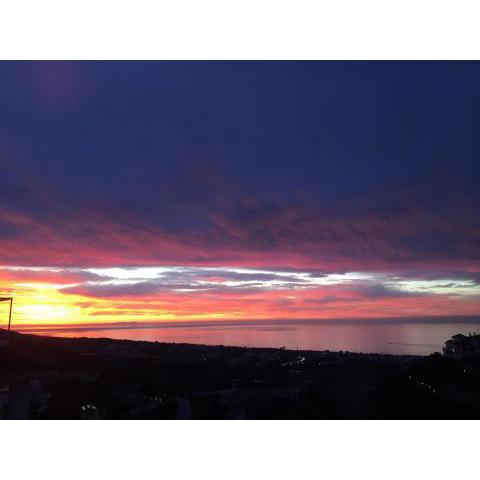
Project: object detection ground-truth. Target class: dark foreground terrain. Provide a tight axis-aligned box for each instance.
[1,328,480,419]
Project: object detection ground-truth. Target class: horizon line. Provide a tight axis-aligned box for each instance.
[4,315,480,333]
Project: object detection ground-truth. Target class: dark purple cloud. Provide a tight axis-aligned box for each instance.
[0,61,479,275]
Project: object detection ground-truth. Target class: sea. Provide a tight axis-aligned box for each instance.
[12,318,480,356]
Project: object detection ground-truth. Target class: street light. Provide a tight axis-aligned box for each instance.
[0,297,13,344]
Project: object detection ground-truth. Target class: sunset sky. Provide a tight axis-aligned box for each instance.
[1,61,479,326]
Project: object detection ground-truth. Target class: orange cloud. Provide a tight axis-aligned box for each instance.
[1,265,479,327]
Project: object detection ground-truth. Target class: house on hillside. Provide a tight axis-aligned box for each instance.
[443,333,480,357]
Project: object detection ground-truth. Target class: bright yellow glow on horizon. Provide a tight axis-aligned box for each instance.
[0,280,231,327]
[17,303,78,322]
[0,283,88,325]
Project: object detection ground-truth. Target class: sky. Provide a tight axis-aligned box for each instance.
[0,61,479,326]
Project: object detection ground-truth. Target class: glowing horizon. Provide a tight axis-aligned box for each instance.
[1,264,479,326]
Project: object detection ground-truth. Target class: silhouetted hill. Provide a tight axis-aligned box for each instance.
[1,329,479,419]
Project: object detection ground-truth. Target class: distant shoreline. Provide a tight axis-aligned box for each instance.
[1,328,421,358]
[3,317,474,356]
[5,315,480,333]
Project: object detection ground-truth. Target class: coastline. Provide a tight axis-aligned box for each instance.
[7,318,476,355]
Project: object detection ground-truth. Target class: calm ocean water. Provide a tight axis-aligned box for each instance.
[14,319,480,355]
